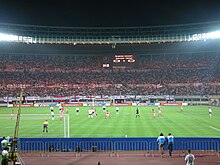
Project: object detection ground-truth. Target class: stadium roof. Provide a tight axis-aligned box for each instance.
[1,21,220,45]
[0,1,220,27]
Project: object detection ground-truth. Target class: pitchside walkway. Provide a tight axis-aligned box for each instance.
[19,152,220,165]
[10,138,220,164]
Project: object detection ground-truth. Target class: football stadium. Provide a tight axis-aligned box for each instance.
[1,21,220,164]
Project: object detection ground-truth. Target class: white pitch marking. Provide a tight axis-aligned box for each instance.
[210,126,220,132]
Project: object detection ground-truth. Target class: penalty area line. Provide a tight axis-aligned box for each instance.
[209,126,220,132]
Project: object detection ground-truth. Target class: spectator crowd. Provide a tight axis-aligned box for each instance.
[0,52,220,97]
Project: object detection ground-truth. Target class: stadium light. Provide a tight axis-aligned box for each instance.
[0,32,34,43]
[207,31,220,39]
[0,33,18,41]
[189,30,220,41]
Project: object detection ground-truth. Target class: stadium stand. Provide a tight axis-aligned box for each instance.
[0,44,220,97]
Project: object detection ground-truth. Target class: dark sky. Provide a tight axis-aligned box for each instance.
[0,0,220,27]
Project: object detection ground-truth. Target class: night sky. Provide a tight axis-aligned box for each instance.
[0,0,220,27]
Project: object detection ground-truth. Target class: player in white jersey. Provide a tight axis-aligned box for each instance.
[102,106,106,112]
[66,106,68,114]
[76,107,79,115]
[50,107,55,120]
[59,105,62,111]
[208,107,212,117]
[88,108,96,118]
[116,107,119,114]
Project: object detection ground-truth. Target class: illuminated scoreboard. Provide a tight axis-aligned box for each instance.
[113,55,136,63]
[102,54,137,69]
[112,54,137,69]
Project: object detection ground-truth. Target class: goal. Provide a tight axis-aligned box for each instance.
[0,114,70,138]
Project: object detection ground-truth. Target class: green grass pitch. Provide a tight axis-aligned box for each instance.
[0,106,219,138]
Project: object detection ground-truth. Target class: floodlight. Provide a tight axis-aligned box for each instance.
[0,33,18,41]
[207,31,220,39]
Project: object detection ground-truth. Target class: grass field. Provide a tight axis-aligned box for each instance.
[0,105,219,138]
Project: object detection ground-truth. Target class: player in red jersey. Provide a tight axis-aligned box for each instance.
[10,110,14,120]
[180,106,183,112]
[158,105,162,118]
[152,109,156,119]
[66,106,68,114]
[105,110,111,119]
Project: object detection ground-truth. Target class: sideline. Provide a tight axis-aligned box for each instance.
[209,126,220,132]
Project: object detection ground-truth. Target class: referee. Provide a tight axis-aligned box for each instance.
[43,120,49,133]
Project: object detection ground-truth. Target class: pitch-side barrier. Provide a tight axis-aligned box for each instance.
[18,139,220,157]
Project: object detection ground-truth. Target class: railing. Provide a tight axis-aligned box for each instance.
[19,141,78,153]
[79,141,113,152]
[18,140,220,157]
[114,141,148,151]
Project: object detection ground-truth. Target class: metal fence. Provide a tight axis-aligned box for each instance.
[19,141,78,153]
[18,140,220,157]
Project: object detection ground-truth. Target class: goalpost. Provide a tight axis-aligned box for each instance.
[23,114,70,138]
[60,114,70,138]
[0,114,70,138]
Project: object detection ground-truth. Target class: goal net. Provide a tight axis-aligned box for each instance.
[0,114,70,138]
